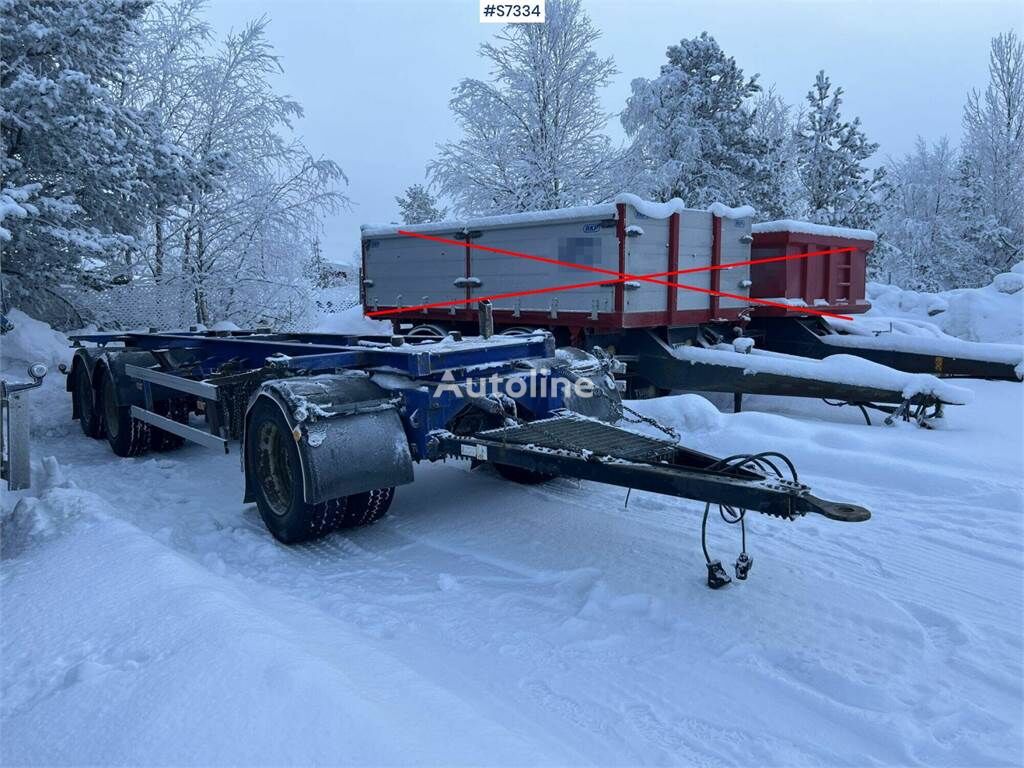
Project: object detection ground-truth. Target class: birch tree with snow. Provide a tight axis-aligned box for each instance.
[874,138,973,289]
[959,30,1024,278]
[125,8,348,326]
[429,0,617,215]
[620,33,765,207]
[747,87,803,220]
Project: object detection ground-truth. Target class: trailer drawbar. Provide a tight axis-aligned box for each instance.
[65,322,868,590]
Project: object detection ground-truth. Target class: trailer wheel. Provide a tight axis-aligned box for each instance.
[344,487,395,527]
[407,324,447,339]
[245,399,393,543]
[71,363,103,438]
[99,369,150,457]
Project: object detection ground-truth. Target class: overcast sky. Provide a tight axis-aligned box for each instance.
[204,0,1023,264]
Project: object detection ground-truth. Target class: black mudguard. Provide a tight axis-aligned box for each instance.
[243,372,415,505]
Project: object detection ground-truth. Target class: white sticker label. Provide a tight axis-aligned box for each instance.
[460,444,489,460]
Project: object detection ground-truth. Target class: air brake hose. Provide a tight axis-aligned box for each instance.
[701,450,798,589]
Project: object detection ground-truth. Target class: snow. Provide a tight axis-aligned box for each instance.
[732,336,755,353]
[827,275,1024,380]
[315,304,392,335]
[706,202,756,220]
[2,315,1022,766]
[361,203,617,238]
[752,219,878,242]
[849,269,1024,348]
[824,320,1023,370]
[667,343,973,405]
[363,195,757,238]
[0,309,74,369]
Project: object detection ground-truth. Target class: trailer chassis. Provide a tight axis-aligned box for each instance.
[66,327,869,589]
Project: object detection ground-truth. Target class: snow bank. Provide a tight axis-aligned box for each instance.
[1,308,73,369]
[859,265,1024,346]
[0,310,74,437]
[622,393,723,437]
[752,219,877,242]
[314,305,392,335]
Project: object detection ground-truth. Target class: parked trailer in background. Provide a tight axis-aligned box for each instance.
[747,221,1023,381]
[64,326,869,589]
[361,195,1008,425]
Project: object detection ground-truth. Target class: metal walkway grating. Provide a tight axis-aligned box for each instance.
[477,415,676,463]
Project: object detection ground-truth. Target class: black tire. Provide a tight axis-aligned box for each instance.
[245,398,395,544]
[99,368,150,457]
[151,399,188,452]
[72,363,103,438]
[344,487,395,528]
[493,462,556,485]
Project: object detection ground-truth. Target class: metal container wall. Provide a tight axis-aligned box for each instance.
[361,200,754,330]
[749,226,873,316]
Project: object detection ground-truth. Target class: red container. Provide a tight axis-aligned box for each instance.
[749,222,874,316]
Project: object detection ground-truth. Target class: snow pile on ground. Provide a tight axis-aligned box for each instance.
[1,308,73,369]
[863,262,1024,345]
[315,304,392,335]
[0,309,76,437]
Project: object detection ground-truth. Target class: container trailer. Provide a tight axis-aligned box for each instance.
[64,323,868,589]
[361,195,1020,423]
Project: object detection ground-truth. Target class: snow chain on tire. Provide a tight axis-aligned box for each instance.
[100,369,150,457]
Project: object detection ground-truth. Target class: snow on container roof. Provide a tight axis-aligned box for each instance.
[752,219,877,242]
[361,194,755,237]
[361,203,617,238]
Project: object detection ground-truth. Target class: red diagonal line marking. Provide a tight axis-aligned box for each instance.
[366,230,855,320]
[397,230,853,288]
[366,260,855,320]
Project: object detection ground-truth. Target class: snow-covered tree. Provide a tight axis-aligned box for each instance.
[429,0,617,215]
[874,138,975,289]
[620,32,764,206]
[795,71,885,228]
[747,86,802,219]
[0,0,190,324]
[127,10,348,325]
[396,184,447,224]
[959,30,1024,278]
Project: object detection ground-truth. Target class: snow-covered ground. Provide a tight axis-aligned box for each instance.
[859,262,1024,346]
[2,310,1023,766]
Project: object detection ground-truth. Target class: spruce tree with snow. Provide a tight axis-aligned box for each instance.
[396,184,447,224]
[795,71,884,228]
[621,32,765,207]
[429,0,617,215]
[0,0,190,325]
[959,30,1024,279]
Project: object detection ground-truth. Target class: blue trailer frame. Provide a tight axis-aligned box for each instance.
[65,327,869,589]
